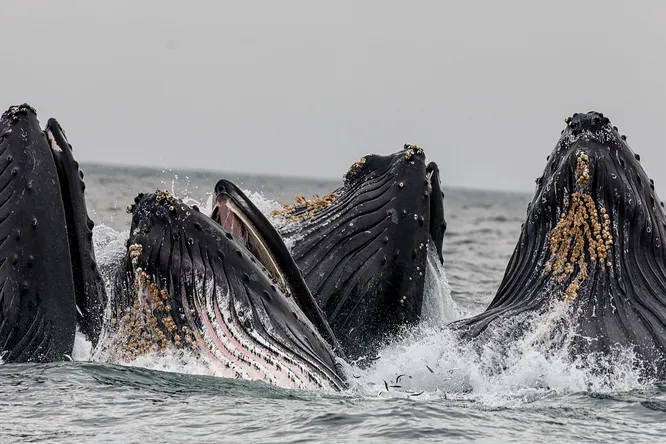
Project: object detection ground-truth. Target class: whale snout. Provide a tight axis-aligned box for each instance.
[564,111,611,135]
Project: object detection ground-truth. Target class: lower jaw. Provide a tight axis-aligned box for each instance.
[115,273,340,391]
[194,292,324,390]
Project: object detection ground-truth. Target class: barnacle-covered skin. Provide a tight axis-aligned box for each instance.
[454,112,666,378]
[0,105,104,361]
[274,145,447,361]
[110,190,347,391]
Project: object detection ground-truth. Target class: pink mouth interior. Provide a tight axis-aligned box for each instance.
[213,196,286,292]
[217,203,247,241]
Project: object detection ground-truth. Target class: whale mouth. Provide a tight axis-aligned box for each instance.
[211,195,289,294]
[209,179,343,354]
[112,190,346,390]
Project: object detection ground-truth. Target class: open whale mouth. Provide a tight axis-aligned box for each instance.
[113,189,346,390]
[209,179,343,354]
[211,193,289,294]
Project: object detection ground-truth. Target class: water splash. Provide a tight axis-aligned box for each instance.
[241,189,305,251]
[126,349,221,378]
[242,189,284,219]
[352,300,649,406]
[421,242,460,326]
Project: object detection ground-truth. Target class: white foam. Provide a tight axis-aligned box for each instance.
[72,327,93,361]
[351,301,648,405]
[242,189,284,219]
[125,348,220,377]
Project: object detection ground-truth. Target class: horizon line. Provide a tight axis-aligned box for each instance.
[80,160,534,197]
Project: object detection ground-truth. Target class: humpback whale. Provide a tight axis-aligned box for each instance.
[0,104,106,362]
[109,189,347,391]
[454,112,666,378]
[272,145,446,361]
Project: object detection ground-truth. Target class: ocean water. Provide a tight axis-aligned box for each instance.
[2,164,665,443]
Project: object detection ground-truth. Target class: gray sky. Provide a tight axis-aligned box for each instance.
[2,1,665,196]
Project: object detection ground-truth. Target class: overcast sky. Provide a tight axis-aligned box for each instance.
[2,1,665,197]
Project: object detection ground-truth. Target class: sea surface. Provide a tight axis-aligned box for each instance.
[2,164,665,443]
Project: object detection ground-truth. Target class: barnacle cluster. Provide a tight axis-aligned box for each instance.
[271,192,339,223]
[342,157,366,183]
[576,152,590,187]
[2,104,34,123]
[128,243,143,259]
[545,152,613,303]
[108,267,198,361]
[155,188,176,205]
[404,144,424,161]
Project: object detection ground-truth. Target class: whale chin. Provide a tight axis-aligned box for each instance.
[453,112,666,379]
